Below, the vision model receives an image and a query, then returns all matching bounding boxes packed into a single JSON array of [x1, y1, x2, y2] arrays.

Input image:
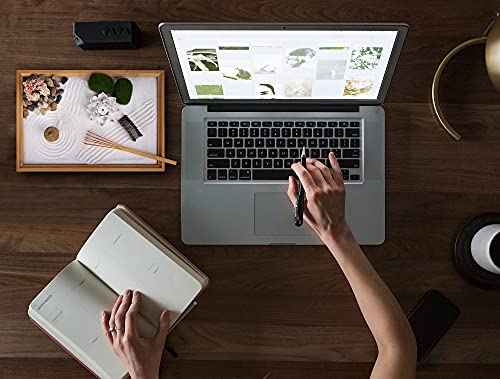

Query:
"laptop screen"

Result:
[[170, 29, 398, 101]]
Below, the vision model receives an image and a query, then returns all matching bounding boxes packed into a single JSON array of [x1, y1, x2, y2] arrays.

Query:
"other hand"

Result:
[[288, 152, 349, 242], [102, 290, 170, 379]]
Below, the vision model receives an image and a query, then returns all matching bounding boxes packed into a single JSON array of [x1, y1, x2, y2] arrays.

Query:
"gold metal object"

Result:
[[431, 13, 500, 140]]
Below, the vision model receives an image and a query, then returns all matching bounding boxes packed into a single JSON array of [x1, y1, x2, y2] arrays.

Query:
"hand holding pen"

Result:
[[288, 152, 347, 238]]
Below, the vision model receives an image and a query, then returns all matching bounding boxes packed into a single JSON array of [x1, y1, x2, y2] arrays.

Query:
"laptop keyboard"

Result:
[[205, 119, 362, 182]]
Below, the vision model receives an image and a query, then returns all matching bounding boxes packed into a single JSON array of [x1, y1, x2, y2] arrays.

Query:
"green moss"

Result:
[[113, 78, 133, 105], [88, 73, 115, 94]]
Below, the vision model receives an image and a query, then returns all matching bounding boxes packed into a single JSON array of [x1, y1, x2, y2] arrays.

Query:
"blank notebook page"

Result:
[[77, 213, 202, 327]]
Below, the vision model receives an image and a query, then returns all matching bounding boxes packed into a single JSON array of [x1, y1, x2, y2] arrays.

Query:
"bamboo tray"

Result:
[[16, 70, 165, 172]]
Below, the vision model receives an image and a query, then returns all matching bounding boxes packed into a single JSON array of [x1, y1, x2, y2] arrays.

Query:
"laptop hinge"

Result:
[[207, 103, 360, 113]]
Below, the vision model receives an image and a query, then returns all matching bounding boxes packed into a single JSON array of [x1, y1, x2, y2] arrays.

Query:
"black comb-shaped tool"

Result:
[[118, 115, 143, 141]]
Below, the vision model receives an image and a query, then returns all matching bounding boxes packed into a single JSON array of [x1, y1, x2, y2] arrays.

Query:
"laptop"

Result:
[[159, 23, 408, 245]]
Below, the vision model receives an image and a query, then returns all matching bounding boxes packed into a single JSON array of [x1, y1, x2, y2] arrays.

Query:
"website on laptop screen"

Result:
[[170, 29, 398, 100]]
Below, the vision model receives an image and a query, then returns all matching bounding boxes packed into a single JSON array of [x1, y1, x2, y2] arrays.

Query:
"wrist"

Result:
[[320, 222, 354, 248]]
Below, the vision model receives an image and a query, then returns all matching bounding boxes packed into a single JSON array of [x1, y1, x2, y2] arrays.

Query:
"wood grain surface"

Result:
[[1, 0, 500, 378]]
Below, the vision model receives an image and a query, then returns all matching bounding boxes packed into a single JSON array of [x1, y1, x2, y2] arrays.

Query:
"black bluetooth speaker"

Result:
[[73, 21, 142, 50]]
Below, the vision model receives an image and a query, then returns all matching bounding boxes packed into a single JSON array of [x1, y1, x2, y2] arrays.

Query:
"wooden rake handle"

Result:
[[115, 145, 177, 166]]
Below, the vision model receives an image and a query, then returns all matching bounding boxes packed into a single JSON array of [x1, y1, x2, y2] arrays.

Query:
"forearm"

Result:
[[322, 226, 416, 355]]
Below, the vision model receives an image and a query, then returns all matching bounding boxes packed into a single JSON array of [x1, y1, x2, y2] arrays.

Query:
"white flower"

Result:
[[86, 92, 119, 126]]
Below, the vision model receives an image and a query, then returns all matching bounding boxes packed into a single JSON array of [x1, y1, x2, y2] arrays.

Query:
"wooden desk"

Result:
[[1, 1, 500, 377]]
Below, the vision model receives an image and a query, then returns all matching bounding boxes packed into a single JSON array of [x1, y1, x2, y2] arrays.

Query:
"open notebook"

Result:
[[28, 205, 209, 379]]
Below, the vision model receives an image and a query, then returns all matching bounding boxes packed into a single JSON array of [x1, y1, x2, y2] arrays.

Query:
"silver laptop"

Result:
[[159, 23, 408, 245]]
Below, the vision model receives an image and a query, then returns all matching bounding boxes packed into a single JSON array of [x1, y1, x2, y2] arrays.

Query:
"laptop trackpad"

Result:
[[254, 192, 312, 236]]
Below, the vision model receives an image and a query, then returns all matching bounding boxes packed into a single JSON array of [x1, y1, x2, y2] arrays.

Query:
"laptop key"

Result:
[[237, 149, 246, 158], [207, 139, 222, 147], [350, 121, 360, 127], [208, 128, 217, 137], [340, 121, 349, 127], [234, 139, 243, 147], [343, 149, 360, 158], [207, 149, 224, 158], [242, 159, 251, 168], [207, 159, 229, 168], [287, 139, 296, 148], [311, 149, 320, 158], [329, 139, 339, 148], [335, 129, 344, 137], [279, 149, 288, 158], [285, 121, 294, 127], [350, 174, 360, 180], [258, 149, 267, 158], [239, 170, 251, 180], [229, 169, 238, 180], [207, 121, 217, 127], [314, 129, 323, 137], [239, 128, 249, 137], [282, 128, 291, 137], [306, 121, 316, 127], [274, 159, 284, 168], [231, 159, 241, 168], [263, 159, 273, 168], [271, 129, 280, 137], [226, 149, 235, 158], [338, 159, 360, 168], [333, 149, 341, 158], [263, 121, 272, 127], [342, 170, 350, 180], [229, 128, 238, 137], [218, 128, 228, 137], [295, 121, 305, 127], [321, 149, 330, 158], [319, 139, 328, 148], [250, 128, 259, 137], [253, 169, 292, 180], [318, 121, 327, 127], [273, 121, 283, 127], [341, 139, 349, 148], [207, 169, 217, 180], [247, 149, 256, 158], [351, 139, 360, 148], [241, 121, 250, 127], [284, 158, 294, 168], [298, 139, 307, 147], [218, 169, 227, 180], [261, 128, 270, 137], [324, 129, 333, 137], [303, 129, 312, 137], [223, 139, 232, 147], [256, 139, 264, 148], [292, 129, 301, 137], [328, 121, 338, 127], [230, 121, 239, 127], [252, 159, 262, 168], [290, 149, 300, 158], [269, 149, 278, 158], [266, 139, 275, 148], [219, 121, 228, 127], [251, 121, 261, 127], [245, 139, 254, 148], [308, 139, 318, 147], [277, 139, 286, 147], [345, 128, 360, 137]]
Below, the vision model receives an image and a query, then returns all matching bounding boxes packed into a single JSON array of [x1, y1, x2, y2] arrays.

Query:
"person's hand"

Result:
[[288, 152, 349, 242], [102, 290, 170, 379]]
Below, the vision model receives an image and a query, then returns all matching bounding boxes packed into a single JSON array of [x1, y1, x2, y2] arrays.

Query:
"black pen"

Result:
[[294, 147, 307, 227]]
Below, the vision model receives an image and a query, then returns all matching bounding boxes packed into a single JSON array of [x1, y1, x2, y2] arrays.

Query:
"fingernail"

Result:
[[125, 289, 131, 296], [102, 311, 106, 316], [134, 291, 140, 297]]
